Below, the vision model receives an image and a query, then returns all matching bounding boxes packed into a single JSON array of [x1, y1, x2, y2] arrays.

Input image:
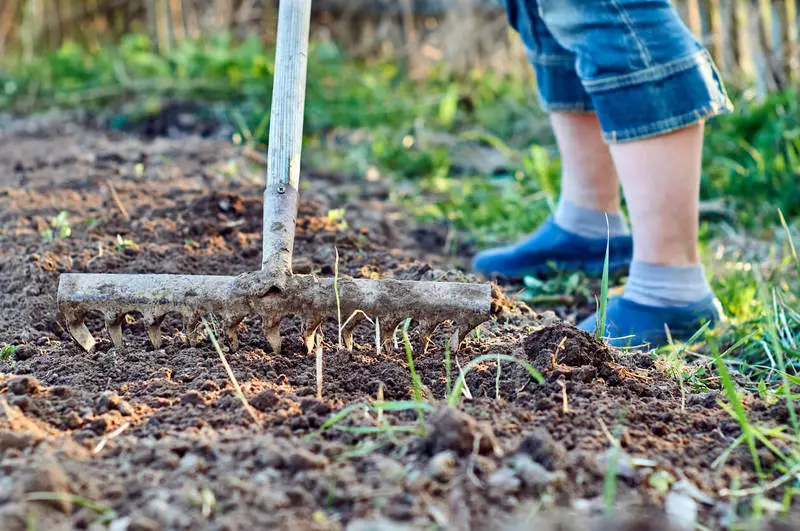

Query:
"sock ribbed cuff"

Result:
[[623, 261, 712, 307], [554, 199, 629, 239]]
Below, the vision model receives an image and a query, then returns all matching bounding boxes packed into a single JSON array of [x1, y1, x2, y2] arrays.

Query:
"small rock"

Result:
[[427, 451, 457, 482], [300, 398, 331, 416], [512, 454, 553, 490], [95, 393, 121, 413], [178, 454, 206, 474], [117, 401, 134, 417], [671, 479, 715, 505], [8, 396, 33, 413], [127, 513, 161, 531], [0, 502, 28, 531], [0, 430, 41, 451], [424, 407, 500, 457], [404, 468, 429, 493], [51, 386, 72, 398], [665, 491, 698, 531], [22, 460, 72, 514], [250, 389, 278, 412], [64, 411, 83, 429], [375, 458, 405, 483], [686, 392, 719, 408], [289, 448, 328, 471], [180, 391, 205, 406], [13, 345, 37, 361], [87, 417, 108, 435], [8, 376, 41, 396], [597, 448, 637, 480], [199, 380, 219, 392], [346, 518, 416, 531], [108, 517, 131, 531], [145, 497, 191, 528], [487, 468, 521, 495], [515, 428, 565, 470]]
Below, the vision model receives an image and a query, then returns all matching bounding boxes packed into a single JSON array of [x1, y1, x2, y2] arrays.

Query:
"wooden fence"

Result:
[[0, 0, 797, 94]]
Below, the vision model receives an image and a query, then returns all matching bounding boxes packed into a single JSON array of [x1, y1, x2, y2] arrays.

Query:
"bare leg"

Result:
[[609, 122, 704, 266], [550, 112, 621, 213]]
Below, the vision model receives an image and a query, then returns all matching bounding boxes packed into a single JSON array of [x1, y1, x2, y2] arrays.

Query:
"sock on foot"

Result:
[[623, 261, 712, 307], [554, 199, 629, 239]]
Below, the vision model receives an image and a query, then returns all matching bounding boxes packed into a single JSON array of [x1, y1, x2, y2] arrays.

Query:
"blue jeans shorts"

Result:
[[500, 0, 734, 143]]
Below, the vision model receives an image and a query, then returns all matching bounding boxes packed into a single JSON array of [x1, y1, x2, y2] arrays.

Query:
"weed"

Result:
[[113, 235, 135, 252], [0, 344, 17, 361], [595, 216, 611, 342], [25, 492, 116, 525], [40, 211, 71, 240], [710, 334, 764, 479]]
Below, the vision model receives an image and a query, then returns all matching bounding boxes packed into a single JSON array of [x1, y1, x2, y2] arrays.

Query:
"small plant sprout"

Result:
[[595, 214, 611, 342], [327, 208, 348, 230], [334, 247, 342, 349], [316, 331, 324, 400], [0, 344, 17, 361], [448, 354, 543, 407], [41, 211, 72, 240], [114, 234, 135, 252]]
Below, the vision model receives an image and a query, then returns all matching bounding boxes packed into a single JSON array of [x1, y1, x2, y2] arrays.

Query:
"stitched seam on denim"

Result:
[[527, 50, 576, 67], [604, 101, 733, 143], [541, 101, 595, 112], [609, 0, 653, 67], [582, 50, 708, 92]]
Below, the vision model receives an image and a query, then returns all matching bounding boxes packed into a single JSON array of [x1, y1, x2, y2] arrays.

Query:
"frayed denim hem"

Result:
[[602, 101, 734, 143], [589, 50, 734, 143]]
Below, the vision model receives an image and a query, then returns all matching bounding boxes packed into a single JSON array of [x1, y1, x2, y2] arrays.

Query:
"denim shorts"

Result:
[[499, 0, 734, 143]]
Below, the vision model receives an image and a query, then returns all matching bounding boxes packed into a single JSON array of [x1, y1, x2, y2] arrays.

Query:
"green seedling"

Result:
[[595, 216, 611, 342], [710, 334, 764, 479], [113, 234, 135, 252], [0, 344, 17, 360], [448, 354, 543, 407], [41, 211, 71, 240]]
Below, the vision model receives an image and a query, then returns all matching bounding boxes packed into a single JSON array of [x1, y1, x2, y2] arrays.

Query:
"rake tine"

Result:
[[144, 312, 166, 349], [263, 314, 283, 355], [302, 316, 323, 354], [105, 313, 124, 348]]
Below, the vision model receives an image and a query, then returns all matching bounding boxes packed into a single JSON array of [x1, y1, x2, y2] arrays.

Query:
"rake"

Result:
[[57, 0, 492, 355]]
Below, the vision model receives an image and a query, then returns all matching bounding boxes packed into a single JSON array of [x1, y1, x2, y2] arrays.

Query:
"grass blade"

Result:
[[595, 215, 611, 342]]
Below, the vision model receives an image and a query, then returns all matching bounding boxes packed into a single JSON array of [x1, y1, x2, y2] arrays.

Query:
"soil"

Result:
[[0, 108, 796, 531]]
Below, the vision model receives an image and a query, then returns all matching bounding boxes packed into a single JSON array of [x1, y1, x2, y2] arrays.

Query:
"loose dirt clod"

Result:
[[423, 406, 499, 457], [7, 376, 41, 396], [22, 460, 72, 514], [250, 389, 279, 411], [515, 428, 566, 471], [522, 323, 613, 374]]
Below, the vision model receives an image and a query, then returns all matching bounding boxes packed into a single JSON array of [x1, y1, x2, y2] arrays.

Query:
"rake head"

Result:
[[58, 271, 492, 354]]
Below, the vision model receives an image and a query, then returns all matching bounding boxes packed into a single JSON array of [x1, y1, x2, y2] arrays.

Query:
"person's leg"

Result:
[[472, 0, 633, 279], [550, 112, 630, 239], [534, 0, 733, 347]]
